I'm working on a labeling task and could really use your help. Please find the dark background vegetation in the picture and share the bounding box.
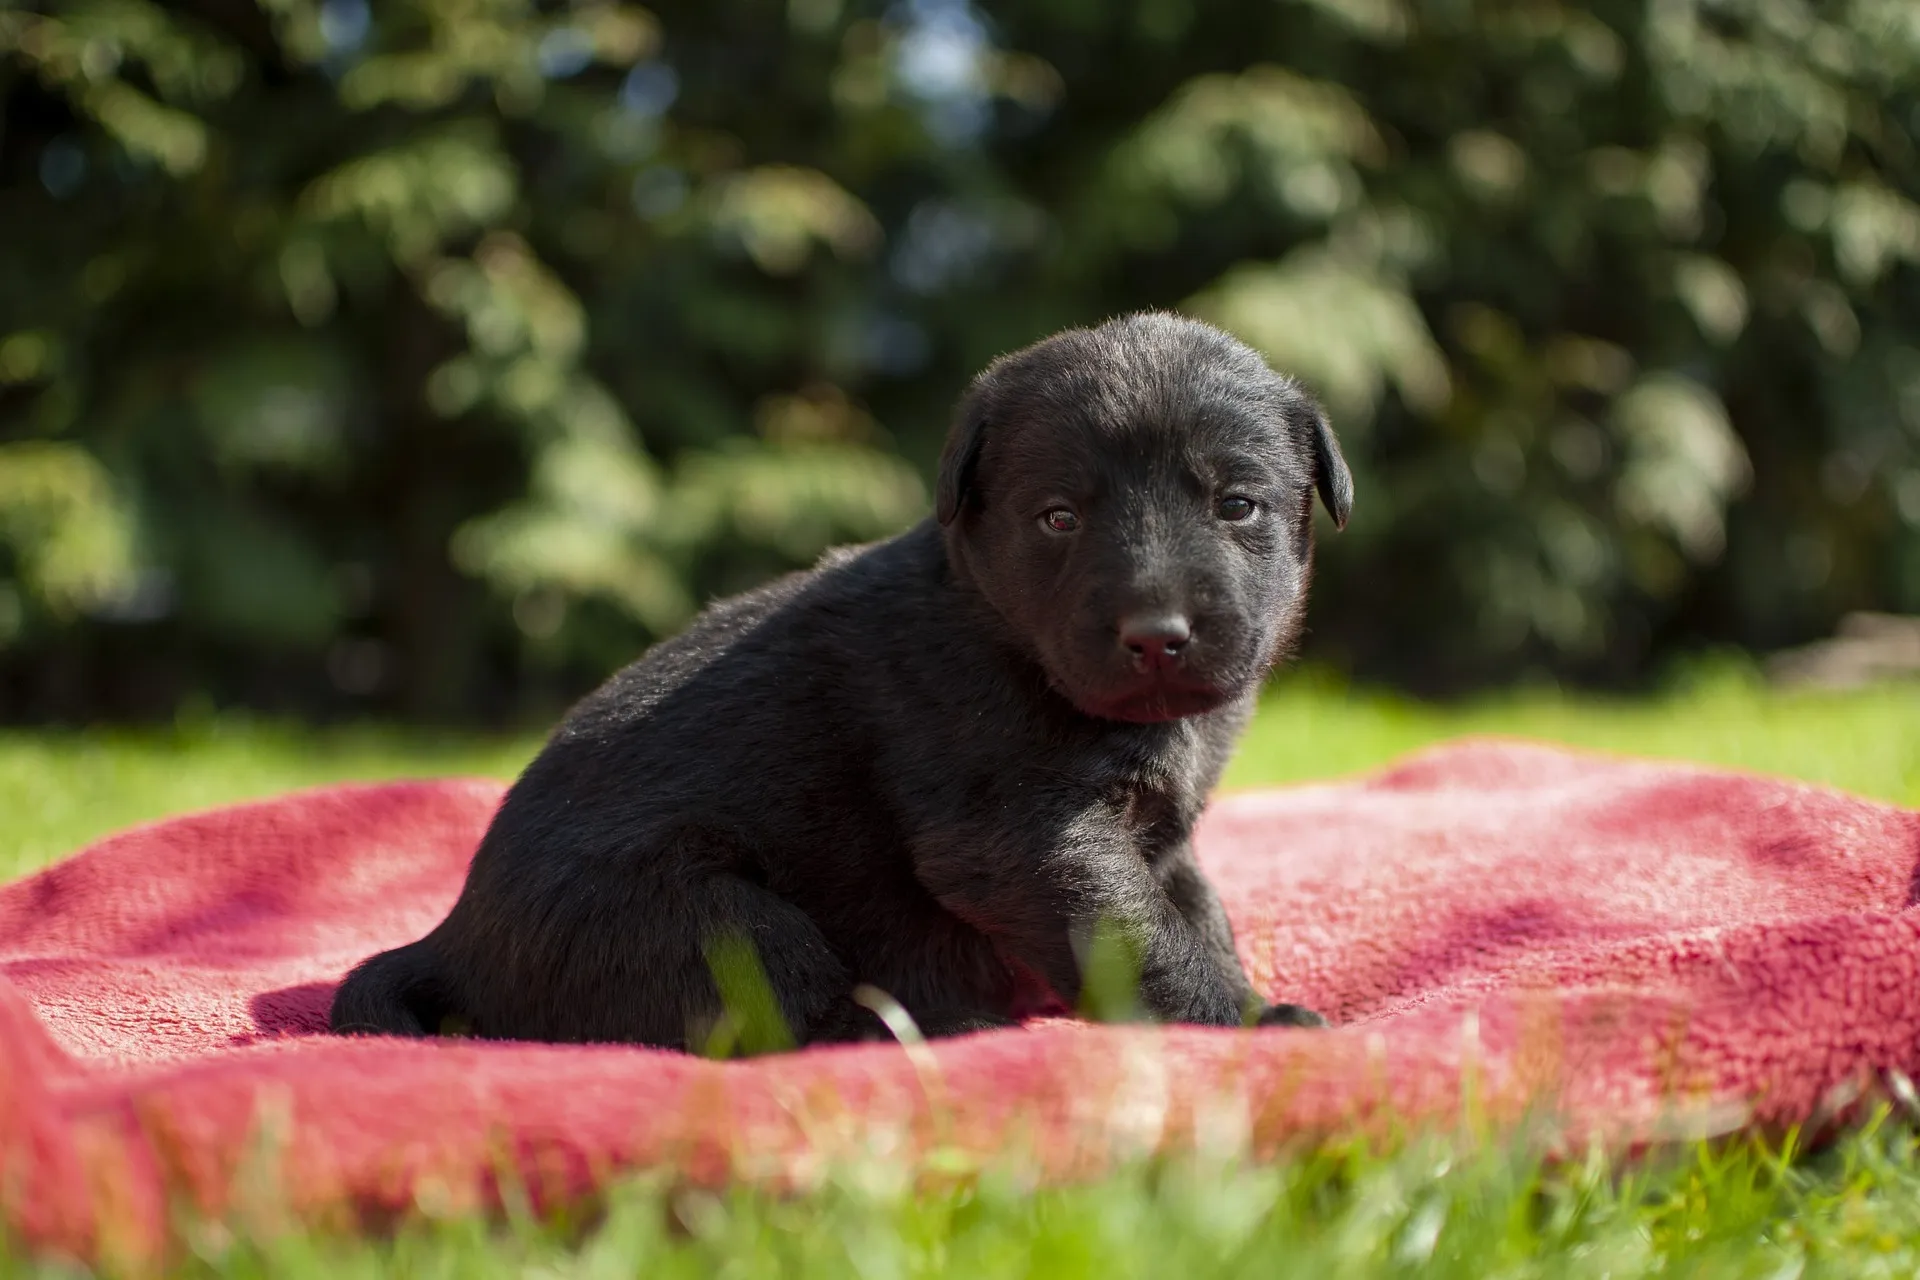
[1,0,1916,723]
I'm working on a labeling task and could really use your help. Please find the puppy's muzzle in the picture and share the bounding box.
[1119,613,1192,673]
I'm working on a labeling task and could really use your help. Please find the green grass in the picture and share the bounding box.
[3,669,1920,1277]
[1225,665,1920,805]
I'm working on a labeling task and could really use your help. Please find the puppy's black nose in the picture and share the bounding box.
[1119,614,1191,671]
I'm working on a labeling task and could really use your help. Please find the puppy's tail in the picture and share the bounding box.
[329,940,453,1037]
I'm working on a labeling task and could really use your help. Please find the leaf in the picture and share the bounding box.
[301,127,518,265]
[1187,248,1450,422]
[1612,374,1750,564]
[1112,66,1379,218]
[0,442,136,620]
[709,166,884,275]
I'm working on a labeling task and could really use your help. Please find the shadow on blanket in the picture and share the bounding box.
[2,738,1918,1264]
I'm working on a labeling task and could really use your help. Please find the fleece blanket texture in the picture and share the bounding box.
[3,739,1920,1262]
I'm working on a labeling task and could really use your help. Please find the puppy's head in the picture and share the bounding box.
[937,313,1351,724]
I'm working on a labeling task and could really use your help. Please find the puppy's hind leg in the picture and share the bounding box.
[675,874,862,1055]
[833,916,1024,1042]
[458,861,859,1051]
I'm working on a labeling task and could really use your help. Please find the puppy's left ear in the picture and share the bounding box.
[936,379,992,526]
[1303,396,1352,531]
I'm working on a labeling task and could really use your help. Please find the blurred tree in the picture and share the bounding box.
[0,0,927,718]
[888,0,1920,688]
[0,0,1915,719]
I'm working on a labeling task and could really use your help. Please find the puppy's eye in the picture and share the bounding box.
[1216,496,1257,522]
[1040,508,1081,534]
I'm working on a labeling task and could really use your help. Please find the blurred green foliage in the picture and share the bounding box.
[1,0,1917,719]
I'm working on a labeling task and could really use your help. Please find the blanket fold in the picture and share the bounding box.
[3,739,1918,1263]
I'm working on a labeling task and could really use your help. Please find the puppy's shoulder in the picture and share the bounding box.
[812,541,870,573]
[575,523,943,711]
[798,521,951,620]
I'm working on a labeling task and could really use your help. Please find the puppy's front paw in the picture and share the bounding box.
[1256,1002,1329,1029]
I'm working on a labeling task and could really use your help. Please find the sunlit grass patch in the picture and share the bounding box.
[1227,666,1920,807]
[32,1111,1920,1280]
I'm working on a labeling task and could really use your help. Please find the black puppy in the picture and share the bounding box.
[331,312,1351,1049]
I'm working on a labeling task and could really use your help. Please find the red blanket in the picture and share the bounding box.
[4,739,1919,1262]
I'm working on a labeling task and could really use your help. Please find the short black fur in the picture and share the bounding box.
[331,313,1352,1049]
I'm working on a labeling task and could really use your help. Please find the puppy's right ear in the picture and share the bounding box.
[1303,395,1353,531]
[936,381,992,526]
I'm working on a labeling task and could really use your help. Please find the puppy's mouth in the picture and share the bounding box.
[1079,677,1233,724]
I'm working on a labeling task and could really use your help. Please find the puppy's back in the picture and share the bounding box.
[452,522,948,900]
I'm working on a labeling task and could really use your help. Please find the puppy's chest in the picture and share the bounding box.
[1102,774,1200,858]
